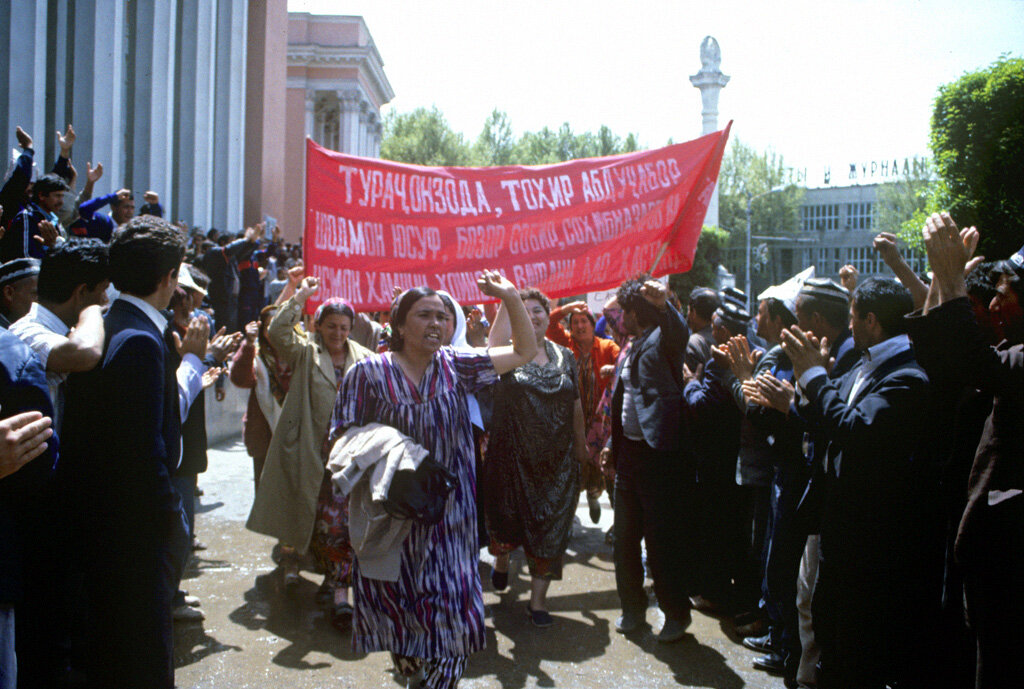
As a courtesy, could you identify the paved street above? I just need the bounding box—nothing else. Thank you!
[173,439,778,689]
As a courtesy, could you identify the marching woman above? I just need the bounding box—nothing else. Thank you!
[484,288,590,627]
[245,276,372,630]
[332,271,536,689]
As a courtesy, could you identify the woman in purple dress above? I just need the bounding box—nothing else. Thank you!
[331,270,536,689]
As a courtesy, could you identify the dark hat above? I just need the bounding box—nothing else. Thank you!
[798,277,849,306]
[0,258,41,288]
[715,301,751,335]
[997,244,1024,282]
[721,287,747,310]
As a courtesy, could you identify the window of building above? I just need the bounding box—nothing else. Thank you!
[845,202,874,230]
[800,204,841,231]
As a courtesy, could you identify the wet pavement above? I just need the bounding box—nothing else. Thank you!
[173,439,778,688]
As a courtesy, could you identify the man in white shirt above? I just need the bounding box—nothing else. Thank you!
[10,240,108,432]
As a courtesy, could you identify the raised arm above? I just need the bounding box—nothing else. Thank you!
[873,232,929,309]
[477,270,537,374]
[267,277,317,365]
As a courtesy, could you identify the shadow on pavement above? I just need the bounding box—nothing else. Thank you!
[618,617,746,689]
[226,570,369,669]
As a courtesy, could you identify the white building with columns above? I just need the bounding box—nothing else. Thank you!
[0,0,253,233]
[283,13,394,237]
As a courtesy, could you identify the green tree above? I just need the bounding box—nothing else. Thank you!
[379,106,472,166]
[669,226,731,300]
[471,109,515,166]
[874,158,940,251]
[716,139,804,296]
[926,55,1024,260]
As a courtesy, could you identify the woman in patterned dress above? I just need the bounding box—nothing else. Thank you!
[331,270,537,689]
[484,288,590,628]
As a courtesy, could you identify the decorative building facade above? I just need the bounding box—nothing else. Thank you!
[283,13,394,238]
[0,3,392,241]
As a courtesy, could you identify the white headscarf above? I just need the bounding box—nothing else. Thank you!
[437,290,485,431]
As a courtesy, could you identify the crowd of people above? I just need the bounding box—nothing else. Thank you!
[0,121,1019,689]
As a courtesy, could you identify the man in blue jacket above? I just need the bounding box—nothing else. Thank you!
[60,215,191,688]
[0,326,56,689]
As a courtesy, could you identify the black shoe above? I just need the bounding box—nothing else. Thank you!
[656,613,692,642]
[490,567,508,592]
[526,606,553,628]
[615,609,645,633]
[752,652,786,675]
[742,633,774,653]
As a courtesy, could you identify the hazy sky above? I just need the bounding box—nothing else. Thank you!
[289,0,1023,184]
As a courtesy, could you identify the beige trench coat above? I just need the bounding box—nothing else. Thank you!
[245,296,373,551]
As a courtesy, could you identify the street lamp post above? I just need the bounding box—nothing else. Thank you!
[743,185,788,312]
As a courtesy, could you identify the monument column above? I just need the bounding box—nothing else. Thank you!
[689,36,729,229]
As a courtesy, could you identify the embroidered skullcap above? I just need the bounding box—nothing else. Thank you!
[715,301,751,334]
[721,287,747,310]
[997,243,1024,283]
[0,258,41,288]
[798,277,850,306]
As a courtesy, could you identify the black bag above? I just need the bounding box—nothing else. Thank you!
[380,456,457,526]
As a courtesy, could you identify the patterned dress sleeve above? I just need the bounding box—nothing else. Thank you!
[449,347,498,394]
[332,356,377,438]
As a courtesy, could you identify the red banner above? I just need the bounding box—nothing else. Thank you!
[303,123,731,311]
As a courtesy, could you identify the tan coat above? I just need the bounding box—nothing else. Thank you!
[245,296,373,551]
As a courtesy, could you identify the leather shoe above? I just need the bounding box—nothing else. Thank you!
[587,494,601,524]
[656,613,691,642]
[752,652,786,675]
[614,609,644,633]
[742,633,774,654]
[734,616,767,637]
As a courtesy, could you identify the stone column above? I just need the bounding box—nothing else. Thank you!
[0,1,48,158]
[69,0,126,191]
[213,0,248,231]
[340,89,362,155]
[173,0,217,228]
[125,0,177,213]
[689,36,730,229]
[304,89,317,139]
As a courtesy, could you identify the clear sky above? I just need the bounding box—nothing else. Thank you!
[289,0,1023,184]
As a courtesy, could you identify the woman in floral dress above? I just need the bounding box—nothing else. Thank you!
[331,271,536,689]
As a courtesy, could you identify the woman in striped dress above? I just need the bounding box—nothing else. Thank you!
[331,270,537,689]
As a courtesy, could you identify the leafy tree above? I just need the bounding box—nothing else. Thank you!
[380,107,472,166]
[874,158,940,251]
[669,226,731,300]
[471,109,515,166]
[716,139,804,296]
[927,55,1024,260]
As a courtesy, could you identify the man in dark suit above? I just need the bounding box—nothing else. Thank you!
[909,214,1024,689]
[60,215,191,689]
[605,275,695,642]
[783,277,940,689]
